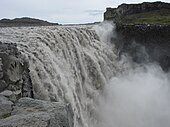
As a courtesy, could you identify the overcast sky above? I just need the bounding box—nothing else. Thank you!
[0,0,169,24]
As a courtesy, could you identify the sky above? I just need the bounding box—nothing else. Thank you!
[0,0,169,24]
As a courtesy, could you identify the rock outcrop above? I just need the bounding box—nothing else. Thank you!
[0,17,59,27]
[114,24,170,70]
[0,95,13,119]
[104,1,170,23]
[0,42,33,99]
[0,97,73,127]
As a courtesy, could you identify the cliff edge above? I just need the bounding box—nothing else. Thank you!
[104,1,170,25]
[104,1,170,71]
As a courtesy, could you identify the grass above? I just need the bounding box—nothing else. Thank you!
[122,9,170,25]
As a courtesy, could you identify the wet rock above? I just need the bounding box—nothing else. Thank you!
[0,90,13,97]
[0,97,74,127]
[0,80,8,92]
[0,95,13,119]
[0,90,21,102]
[114,24,170,71]
[0,43,33,98]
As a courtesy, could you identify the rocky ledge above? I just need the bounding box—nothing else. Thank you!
[0,42,73,127]
[0,42,33,98]
[0,97,73,127]
[0,17,59,27]
[104,1,170,24]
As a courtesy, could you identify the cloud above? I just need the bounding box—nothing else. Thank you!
[85,10,104,16]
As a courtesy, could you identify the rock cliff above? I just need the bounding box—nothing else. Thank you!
[104,1,170,24]
[115,24,170,71]
[0,42,33,98]
[104,1,170,71]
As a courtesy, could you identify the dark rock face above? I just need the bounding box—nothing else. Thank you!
[104,1,170,22]
[114,24,170,71]
[0,97,74,127]
[0,42,33,98]
[104,1,170,71]
[0,17,59,27]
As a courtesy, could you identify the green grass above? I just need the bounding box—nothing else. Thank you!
[122,9,170,25]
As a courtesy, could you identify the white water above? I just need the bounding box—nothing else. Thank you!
[0,22,170,127]
[97,62,170,127]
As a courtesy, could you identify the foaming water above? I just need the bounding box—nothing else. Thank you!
[93,21,116,43]
[95,25,170,126]
[0,24,118,127]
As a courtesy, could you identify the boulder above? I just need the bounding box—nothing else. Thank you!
[0,97,74,127]
[0,90,21,102]
[0,95,13,119]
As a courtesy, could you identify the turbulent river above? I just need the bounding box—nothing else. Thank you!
[0,22,170,127]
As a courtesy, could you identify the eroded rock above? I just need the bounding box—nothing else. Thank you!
[0,42,33,98]
[0,95,13,119]
[0,97,74,127]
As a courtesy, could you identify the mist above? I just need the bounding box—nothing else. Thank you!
[94,22,170,127]
[97,64,170,127]
[93,21,115,43]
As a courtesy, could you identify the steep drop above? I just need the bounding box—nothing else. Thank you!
[1,22,170,127]
[0,24,118,127]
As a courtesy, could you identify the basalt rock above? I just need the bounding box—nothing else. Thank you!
[114,24,170,71]
[0,97,74,127]
[0,95,13,119]
[0,42,33,99]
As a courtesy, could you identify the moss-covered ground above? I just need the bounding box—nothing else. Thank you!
[122,9,170,25]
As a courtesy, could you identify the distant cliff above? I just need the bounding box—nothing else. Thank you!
[0,17,59,27]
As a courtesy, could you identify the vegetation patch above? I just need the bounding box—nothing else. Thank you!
[122,9,170,25]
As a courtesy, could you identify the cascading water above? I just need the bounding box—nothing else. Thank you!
[0,22,170,127]
[0,23,118,127]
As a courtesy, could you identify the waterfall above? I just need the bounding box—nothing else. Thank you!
[1,22,170,127]
[0,23,119,127]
